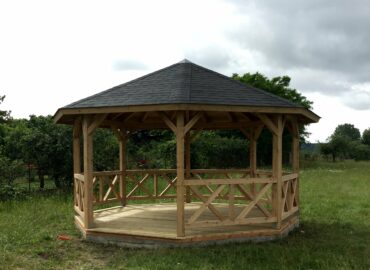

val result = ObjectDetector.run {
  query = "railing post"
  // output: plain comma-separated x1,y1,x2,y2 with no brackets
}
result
154,173,158,199
176,111,185,237
185,132,191,203
291,118,300,207
228,184,235,220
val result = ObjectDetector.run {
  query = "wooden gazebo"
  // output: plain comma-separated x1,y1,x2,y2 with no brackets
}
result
54,60,319,247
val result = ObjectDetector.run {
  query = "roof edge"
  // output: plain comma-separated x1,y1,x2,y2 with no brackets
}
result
54,104,320,124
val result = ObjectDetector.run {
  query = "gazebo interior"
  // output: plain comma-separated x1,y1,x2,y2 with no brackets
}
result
54,60,319,246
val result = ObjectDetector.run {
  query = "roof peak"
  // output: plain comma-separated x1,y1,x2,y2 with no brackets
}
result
178,58,192,64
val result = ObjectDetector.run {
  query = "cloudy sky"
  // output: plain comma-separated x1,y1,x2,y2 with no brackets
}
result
1,0,369,142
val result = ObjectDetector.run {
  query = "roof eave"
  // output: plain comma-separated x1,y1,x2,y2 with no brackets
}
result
54,104,320,125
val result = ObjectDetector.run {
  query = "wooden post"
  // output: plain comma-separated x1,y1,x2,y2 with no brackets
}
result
73,119,81,174
185,132,191,203
82,116,94,229
73,119,81,215
119,130,127,206
248,125,262,195
176,111,185,237
291,119,300,206
249,132,257,196
272,115,283,229
249,135,257,177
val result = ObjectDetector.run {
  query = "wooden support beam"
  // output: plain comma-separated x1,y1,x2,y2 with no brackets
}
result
140,112,149,122
238,112,251,122
184,112,203,134
159,112,177,133
88,113,107,135
249,125,264,178
272,115,284,229
185,132,191,203
290,117,300,206
122,112,136,122
119,129,127,206
176,111,185,237
239,127,251,140
83,116,94,229
73,118,81,174
190,129,203,142
255,113,278,135
73,118,81,215
111,113,124,120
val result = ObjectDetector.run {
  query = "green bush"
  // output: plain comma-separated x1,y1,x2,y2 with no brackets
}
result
0,184,28,201
350,141,370,161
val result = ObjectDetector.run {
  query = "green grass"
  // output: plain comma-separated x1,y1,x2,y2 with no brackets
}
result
1,161,370,269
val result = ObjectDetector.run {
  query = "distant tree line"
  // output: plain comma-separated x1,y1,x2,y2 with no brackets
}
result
0,72,315,199
320,124,370,162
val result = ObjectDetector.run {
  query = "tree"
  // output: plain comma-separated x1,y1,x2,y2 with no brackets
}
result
349,141,370,161
320,123,369,162
3,116,73,189
321,135,349,162
333,124,361,141
231,72,313,166
0,95,11,123
362,128,370,146
232,73,313,110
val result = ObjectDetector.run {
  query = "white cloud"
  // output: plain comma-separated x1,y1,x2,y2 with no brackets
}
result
0,0,369,142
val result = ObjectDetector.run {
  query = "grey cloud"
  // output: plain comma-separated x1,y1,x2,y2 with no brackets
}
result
223,0,370,108
229,0,370,80
113,59,147,71
342,90,370,110
184,46,236,72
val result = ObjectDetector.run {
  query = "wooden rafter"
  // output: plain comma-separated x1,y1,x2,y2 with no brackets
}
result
122,112,136,123
190,129,203,142
184,112,203,134
158,111,177,132
255,113,278,135
88,113,108,135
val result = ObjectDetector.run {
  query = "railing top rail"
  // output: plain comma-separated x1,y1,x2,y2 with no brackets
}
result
93,169,177,176
184,177,274,186
190,169,250,174
126,169,177,174
91,169,296,177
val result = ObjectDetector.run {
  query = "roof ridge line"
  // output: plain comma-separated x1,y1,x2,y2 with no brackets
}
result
188,62,302,108
64,61,184,108
188,61,192,103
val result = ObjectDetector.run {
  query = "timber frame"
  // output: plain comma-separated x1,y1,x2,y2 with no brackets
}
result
65,108,311,246
55,59,319,246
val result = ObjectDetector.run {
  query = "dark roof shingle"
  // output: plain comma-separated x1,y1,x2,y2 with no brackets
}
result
65,60,302,109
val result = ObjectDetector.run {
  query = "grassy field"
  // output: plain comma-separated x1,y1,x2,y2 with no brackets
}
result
0,161,369,270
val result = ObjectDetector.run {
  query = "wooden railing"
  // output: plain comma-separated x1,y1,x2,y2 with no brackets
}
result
184,169,275,228
281,173,299,219
73,169,299,228
92,170,123,205
73,173,85,219
125,169,177,200
90,169,178,206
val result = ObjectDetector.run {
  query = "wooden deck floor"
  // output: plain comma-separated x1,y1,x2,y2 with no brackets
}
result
87,203,296,241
